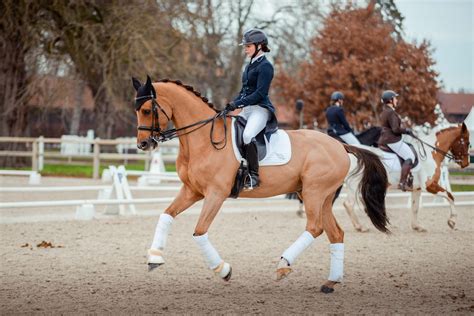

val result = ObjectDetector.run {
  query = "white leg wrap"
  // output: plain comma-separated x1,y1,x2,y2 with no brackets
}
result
281,231,315,265
328,243,344,282
193,233,223,270
151,213,174,250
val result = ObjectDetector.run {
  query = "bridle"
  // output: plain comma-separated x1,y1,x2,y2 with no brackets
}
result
412,127,469,165
136,95,230,150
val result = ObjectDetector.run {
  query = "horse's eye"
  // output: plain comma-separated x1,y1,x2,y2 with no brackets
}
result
142,109,151,115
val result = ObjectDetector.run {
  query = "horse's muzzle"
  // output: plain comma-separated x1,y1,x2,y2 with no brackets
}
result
137,138,156,151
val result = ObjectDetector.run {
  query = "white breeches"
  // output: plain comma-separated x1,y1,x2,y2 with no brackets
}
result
238,105,270,144
339,132,361,145
387,140,415,161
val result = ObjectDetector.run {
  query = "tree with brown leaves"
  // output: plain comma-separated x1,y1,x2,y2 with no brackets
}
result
274,2,439,130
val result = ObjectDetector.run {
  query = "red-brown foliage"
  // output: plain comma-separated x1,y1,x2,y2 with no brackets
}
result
273,3,439,129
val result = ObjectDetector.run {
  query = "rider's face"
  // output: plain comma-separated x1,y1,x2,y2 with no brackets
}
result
392,97,398,107
244,44,256,58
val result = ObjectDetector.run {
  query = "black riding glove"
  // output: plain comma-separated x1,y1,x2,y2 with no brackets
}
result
405,128,415,136
225,102,238,112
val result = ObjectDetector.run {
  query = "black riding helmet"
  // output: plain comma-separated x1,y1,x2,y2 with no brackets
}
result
240,28,268,46
331,91,344,102
381,90,398,104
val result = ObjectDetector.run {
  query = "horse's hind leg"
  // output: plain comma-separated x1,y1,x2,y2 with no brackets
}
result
148,185,203,271
276,189,324,280
321,194,345,293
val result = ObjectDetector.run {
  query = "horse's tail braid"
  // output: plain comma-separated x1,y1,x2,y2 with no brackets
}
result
344,144,390,233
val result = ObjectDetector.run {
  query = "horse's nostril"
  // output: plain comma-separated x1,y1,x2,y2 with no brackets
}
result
138,141,148,150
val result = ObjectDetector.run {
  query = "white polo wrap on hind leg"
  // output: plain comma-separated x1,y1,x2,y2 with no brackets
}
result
281,231,315,265
151,213,174,250
328,243,344,282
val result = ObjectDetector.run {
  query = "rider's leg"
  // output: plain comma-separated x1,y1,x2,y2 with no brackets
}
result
387,140,416,191
241,106,270,190
339,132,361,145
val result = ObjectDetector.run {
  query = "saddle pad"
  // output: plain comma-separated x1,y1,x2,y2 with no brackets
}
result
380,151,421,174
231,117,291,166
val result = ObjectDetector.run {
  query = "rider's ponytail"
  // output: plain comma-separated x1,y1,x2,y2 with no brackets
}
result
261,43,270,53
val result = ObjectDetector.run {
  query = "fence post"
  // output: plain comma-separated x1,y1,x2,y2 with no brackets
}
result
93,138,100,179
38,136,44,171
32,139,38,171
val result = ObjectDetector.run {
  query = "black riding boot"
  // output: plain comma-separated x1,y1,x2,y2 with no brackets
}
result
399,159,413,192
244,141,260,190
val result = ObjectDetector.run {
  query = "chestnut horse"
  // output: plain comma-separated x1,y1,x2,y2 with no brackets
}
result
342,124,470,232
132,76,389,293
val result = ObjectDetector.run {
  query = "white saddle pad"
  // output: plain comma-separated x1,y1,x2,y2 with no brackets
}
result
380,151,421,174
231,118,291,166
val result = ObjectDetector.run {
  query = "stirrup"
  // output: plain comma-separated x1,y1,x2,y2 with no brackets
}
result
243,175,259,191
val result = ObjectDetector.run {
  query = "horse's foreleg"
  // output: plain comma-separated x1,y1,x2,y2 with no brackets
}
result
440,192,457,229
148,186,203,271
321,194,345,294
410,189,426,232
192,192,231,281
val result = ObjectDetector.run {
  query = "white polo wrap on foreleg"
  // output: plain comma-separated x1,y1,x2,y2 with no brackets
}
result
151,213,174,250
281,231,315,265
193,233,223,270
328,243,344,282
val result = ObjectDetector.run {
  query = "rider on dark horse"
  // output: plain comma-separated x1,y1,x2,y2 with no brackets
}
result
325,91,361,145
225,28,278,190
378,90,415,191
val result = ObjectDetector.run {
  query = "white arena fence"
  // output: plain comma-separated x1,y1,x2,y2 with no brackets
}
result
1,165,473,221
0,136,179,179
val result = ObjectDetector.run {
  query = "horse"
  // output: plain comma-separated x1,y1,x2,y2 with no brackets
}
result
341,123,470,233
132,76,389,293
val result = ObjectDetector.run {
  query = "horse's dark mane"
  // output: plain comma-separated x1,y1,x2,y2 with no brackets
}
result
158,79,217,112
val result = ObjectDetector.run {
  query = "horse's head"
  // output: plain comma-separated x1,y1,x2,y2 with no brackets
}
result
437,123,470,168
132,75,172,151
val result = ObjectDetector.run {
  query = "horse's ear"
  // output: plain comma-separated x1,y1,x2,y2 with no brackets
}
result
132,77,142,91
145,75,156,98
461,122,468,133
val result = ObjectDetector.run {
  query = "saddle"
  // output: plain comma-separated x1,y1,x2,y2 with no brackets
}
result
230,116,291,198
233,116,267,160
379,143,419,168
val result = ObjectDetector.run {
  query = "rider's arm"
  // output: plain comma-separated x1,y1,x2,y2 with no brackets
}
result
388,112,408,135
337,108,353,133
232,63,274,107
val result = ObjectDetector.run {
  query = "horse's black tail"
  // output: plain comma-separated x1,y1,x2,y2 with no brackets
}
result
344,144,390,233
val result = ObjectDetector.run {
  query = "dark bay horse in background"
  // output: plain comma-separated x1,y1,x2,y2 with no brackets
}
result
132,76,389,293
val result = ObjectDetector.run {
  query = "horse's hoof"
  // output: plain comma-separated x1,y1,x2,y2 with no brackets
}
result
296,210,305,218
356,226,369,233
276,267,292,281
148,263,163,272
447,219,456,230
223,266,232,282
320,285,335,294
412,226,427,233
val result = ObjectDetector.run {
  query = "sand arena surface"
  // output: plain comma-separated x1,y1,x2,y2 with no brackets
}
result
1,176,473,314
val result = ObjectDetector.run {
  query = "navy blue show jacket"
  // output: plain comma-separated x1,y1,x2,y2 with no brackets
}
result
233,55,278,135
325,105,353,135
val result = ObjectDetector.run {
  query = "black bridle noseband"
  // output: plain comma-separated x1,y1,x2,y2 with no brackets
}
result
136,95,229,150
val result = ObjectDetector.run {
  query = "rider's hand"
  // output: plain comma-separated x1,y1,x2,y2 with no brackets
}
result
225,102,238,112
405,128,415,136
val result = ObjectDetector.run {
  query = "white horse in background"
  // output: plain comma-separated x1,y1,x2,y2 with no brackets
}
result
342,123,470,232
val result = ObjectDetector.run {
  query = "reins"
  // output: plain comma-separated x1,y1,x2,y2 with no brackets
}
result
410,133,457,162
138,97,231,150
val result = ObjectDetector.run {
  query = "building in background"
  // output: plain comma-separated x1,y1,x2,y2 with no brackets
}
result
437,92,474,123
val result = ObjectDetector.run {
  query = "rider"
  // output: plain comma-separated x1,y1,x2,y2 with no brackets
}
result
325,91,361,145
377,90,415,191
225,28,278,190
